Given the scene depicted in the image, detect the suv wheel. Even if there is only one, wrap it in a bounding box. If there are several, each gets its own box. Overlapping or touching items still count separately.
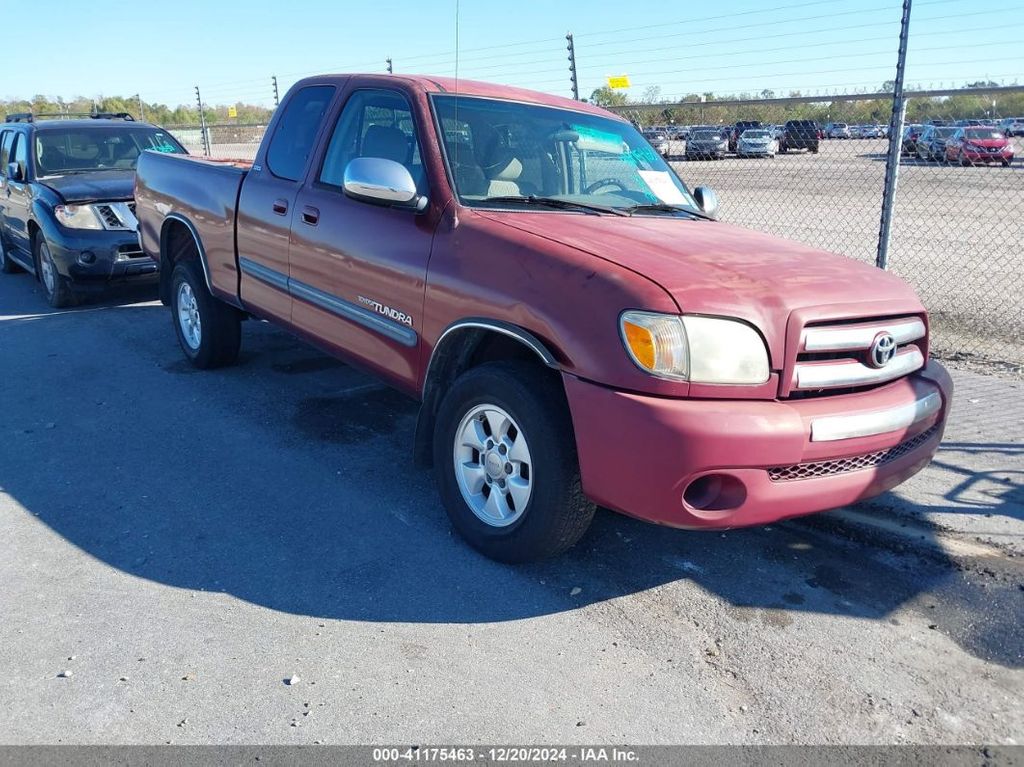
[35,237,74,308]
[433,361,596,563]
[171,261,241,369]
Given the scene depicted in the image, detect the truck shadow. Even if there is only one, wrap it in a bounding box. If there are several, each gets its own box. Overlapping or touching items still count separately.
[2,313,1020,669]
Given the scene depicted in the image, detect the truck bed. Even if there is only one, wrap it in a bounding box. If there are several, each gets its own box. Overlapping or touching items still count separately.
[135,150,250,304]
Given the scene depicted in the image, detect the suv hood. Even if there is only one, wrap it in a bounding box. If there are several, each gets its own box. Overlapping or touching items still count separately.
[478,210,923,362]
[38,169,135,203]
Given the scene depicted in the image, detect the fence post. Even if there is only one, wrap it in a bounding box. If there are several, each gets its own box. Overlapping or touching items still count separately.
[386,58,393,74]
[876,0,913,270]
[272,76,280,107]
[566,33,579,101]
[195,85,210,157]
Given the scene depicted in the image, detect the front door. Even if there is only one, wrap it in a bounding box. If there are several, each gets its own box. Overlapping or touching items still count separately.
[236,84,337,323]
[288,87,438,391]
[3,131,33,261]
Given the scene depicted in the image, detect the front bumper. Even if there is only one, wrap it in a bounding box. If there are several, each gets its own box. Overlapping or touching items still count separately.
[564,361,953,529]
[47,228,158,288]
[963,149,1013,162]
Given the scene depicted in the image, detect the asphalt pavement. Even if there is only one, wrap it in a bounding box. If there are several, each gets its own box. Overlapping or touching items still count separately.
[0,272,1021,744]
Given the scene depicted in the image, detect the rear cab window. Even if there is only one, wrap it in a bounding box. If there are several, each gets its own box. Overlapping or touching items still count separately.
[266,85,336,181]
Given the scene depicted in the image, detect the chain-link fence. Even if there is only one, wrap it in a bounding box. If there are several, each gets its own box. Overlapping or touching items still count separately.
[164,123,267,161]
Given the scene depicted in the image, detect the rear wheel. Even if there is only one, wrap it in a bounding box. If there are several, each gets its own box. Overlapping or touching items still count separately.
[35,237,74,308]
[170,261,241,369]
[433,361,595,563]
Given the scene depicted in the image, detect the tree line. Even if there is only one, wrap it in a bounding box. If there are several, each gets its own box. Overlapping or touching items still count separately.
[1,95,274,126]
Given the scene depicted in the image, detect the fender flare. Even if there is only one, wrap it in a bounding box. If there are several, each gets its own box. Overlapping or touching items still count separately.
[160,213,215,295]
[413,318,561,467]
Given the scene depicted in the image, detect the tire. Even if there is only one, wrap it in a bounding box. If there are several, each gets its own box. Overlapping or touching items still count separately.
[959,150,971,167]
[1001,159,1011,167]
[35,236,74,308]
[433,360,596,563]
[170,260,241,369]
[0,235,21,274]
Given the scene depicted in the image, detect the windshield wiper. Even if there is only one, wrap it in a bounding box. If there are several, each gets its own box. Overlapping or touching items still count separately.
[483,195,628,217]
[624,203,713,220]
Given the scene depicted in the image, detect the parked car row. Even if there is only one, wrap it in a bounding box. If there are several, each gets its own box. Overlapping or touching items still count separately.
[903,123,1015,166]
[2,75,954,563]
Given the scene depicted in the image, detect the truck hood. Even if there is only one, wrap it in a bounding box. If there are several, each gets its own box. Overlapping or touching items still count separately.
[477,210,923,362]
[37,169,135,203]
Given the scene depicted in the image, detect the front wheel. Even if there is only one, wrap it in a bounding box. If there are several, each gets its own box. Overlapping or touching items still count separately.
[171,261,241,369]
[433,361,595,563]
[35,237,74,308]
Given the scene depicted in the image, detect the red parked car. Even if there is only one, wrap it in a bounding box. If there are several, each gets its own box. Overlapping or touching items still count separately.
[945,127,1014,166]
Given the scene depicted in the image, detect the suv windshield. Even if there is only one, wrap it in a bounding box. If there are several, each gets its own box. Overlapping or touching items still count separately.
[35,126,184,175]
[433,95,698,213]
[742,130,771,139]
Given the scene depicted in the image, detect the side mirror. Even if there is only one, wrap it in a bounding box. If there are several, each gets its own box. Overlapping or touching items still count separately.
[343,157,426,212]
[7,162,23,182]
[693,186,719,219]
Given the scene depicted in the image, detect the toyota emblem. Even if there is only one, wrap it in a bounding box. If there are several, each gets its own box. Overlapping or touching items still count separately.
[869,332,897,368]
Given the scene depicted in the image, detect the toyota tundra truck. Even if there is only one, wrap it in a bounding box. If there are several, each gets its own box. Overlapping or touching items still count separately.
[135,74,952,563]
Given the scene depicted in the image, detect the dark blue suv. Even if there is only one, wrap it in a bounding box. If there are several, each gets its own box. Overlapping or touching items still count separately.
[0,113,186,307]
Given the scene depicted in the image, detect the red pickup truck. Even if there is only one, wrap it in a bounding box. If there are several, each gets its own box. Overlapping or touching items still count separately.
[135,74,952,562]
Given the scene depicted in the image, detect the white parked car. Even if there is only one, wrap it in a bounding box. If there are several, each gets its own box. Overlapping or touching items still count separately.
[736,129,777,157]
[826,122,851,139]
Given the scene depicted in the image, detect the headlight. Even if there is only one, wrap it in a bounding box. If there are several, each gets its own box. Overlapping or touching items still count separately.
[54,204,103,230]
[620,311,770,384]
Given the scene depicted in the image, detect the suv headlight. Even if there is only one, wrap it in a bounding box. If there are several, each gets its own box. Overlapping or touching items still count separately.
[620,311,770,384]
[54,204,103,230]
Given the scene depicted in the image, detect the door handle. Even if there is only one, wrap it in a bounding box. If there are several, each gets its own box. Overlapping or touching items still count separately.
[301,205,320,226]
[272,199,288,215]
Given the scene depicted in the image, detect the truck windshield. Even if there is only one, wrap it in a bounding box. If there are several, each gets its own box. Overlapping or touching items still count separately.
[35,127,185,176]
[432,95,698,213]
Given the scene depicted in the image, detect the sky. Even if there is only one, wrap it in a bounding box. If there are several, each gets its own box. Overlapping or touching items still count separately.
[8,0,1023,107]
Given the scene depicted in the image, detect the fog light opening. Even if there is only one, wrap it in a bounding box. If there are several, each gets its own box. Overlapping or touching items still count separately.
[77,250,96,265]
[683,473,747,512]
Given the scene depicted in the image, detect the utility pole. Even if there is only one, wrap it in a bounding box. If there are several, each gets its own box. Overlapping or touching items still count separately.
[195,85,210,157]
[272,75,280,107]
[386,57,393,74]
[875,0,912,270]
[566,32,579,101]
[137,94,145,122]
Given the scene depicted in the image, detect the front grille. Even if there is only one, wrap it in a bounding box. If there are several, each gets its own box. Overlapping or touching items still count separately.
[96,204,121,228]
[767,424,940,482]
[782,315,927,398]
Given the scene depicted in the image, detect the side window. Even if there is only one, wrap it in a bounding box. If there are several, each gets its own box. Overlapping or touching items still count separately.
[11,132,28,175]
[0,130,13,176]
[319,89,425,192]
[265,85,335,181]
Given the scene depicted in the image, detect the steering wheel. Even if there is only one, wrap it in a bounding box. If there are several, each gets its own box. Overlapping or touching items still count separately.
[583,177,629,195]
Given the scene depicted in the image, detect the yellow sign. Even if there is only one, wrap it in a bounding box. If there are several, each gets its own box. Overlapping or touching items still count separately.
[227,105,238,119]
[606,75,631,90]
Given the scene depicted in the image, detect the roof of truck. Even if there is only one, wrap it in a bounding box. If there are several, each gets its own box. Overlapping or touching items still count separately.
[298,73,622,119]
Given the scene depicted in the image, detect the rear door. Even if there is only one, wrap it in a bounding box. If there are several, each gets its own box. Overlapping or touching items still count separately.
[236,84,336,323]
[287,86,437,391]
